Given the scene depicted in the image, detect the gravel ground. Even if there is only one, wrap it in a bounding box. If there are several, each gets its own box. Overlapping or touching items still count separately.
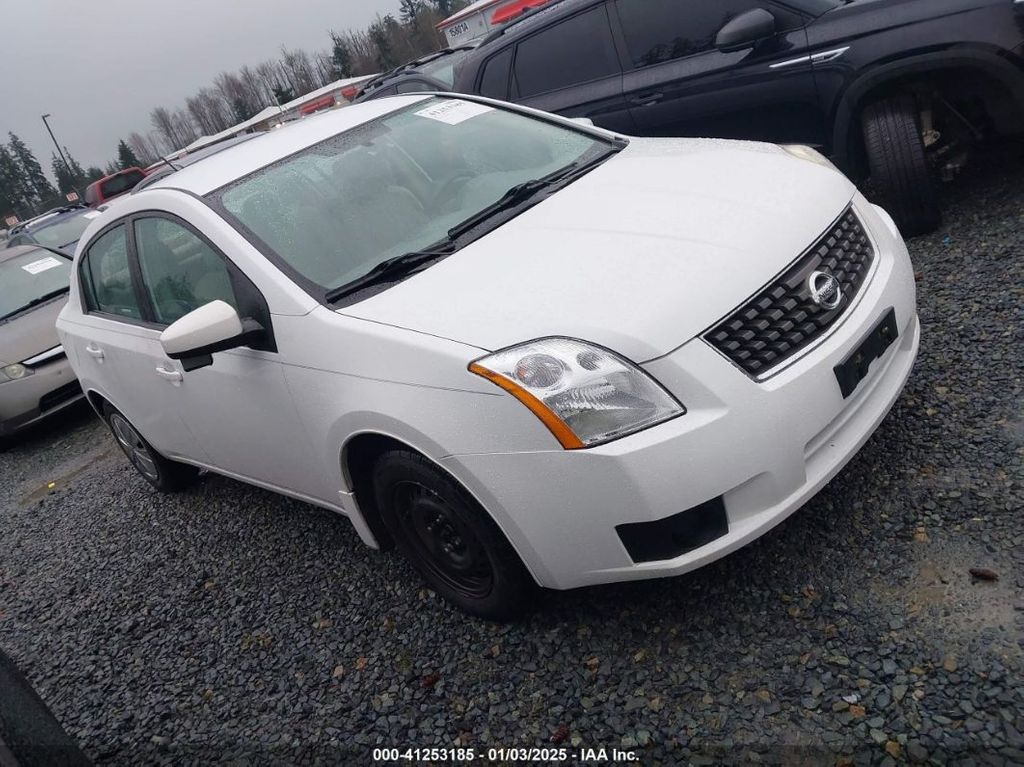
[1,148,1022,766]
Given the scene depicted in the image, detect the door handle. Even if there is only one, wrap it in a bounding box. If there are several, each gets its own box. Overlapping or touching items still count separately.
[85,344,105,360]
[629,92,664,107]
[155,365,183,383]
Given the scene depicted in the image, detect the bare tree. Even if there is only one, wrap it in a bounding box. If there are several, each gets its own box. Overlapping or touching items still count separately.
[127,131,162,164]
[187,88,234,135]
[172,109,200,146]
[279,47,319,97]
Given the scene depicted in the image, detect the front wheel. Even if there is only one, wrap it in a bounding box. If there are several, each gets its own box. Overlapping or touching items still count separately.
[861,95,942,236]
[103,404,200,492]
[373,450,537,621]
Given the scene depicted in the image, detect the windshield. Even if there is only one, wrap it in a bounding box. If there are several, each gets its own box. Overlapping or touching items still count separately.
[418,49,472,87]
[214,97,612,294]
[0,250,72,319]
[27,210,99,249]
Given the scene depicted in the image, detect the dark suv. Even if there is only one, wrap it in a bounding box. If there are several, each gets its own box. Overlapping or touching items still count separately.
[453,0,1024,234]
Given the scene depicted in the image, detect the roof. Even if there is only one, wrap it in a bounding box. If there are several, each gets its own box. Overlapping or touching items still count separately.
[278,74,376,112]
[9,206,88,233]
[144,95,432,197]
[440,0,506,26]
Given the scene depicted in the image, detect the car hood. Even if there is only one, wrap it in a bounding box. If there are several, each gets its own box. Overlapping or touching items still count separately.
[341,138,857,362]
[0,294,68,365]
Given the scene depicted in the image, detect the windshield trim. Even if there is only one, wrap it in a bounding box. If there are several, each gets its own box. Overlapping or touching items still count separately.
[203,96,624,306]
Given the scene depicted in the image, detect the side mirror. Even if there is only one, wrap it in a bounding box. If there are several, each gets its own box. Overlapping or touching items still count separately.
[159,300,265,372]
[716,8,776,53]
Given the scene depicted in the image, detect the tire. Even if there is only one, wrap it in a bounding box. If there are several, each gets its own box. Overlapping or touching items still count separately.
[102,403,200,492]
[861,95,942,237]
[372,450,537,621]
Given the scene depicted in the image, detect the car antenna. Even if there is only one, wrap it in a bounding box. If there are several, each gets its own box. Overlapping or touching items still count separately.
[160,155,181,172]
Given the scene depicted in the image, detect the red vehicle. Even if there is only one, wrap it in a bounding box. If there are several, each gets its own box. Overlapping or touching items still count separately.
[84,166,147,207]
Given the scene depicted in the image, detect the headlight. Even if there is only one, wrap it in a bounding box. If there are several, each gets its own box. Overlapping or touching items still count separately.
[781,144,840,173]
[0,363,32,382]
[469,338,684,449]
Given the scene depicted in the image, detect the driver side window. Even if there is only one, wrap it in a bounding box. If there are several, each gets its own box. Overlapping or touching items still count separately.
[134,217,238,326]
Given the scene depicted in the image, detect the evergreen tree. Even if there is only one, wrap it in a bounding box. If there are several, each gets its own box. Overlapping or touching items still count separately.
[8,133,55,203]
[369,18,397,70]
[0,146,29,216]
[0,144,33,215]
[330,32,353,79]
[116,139,141,170]
[272,83,295,104]
[51,153,77,195]
[400,0,422,25]
[230,98,252,124]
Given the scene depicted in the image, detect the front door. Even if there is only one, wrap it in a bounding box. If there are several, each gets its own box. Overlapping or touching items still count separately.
[129,214,321,494]
[509,3,637,134]
[612,0,826,146]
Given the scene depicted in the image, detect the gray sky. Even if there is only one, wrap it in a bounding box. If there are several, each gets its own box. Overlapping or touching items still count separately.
[0,0,398,176]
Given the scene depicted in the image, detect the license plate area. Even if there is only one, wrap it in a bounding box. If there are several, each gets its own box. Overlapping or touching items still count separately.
[834,308,898,398]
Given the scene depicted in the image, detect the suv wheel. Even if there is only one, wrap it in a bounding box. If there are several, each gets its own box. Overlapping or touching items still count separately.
[372,450,537,621]
[103,404,200,492]
[861,95,941,236]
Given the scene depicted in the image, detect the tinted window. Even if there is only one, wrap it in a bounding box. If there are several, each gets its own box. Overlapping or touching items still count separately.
[82,226,141,319]
[134,217,237,325]
[478,48,513,99]
[513,7,620,98]
[615,0,799,68]
[99,169,145,199]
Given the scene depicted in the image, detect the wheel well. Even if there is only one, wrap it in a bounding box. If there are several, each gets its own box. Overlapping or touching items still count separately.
[842,65,1024,178]
[85,390,110,417]
[341,433,418,552]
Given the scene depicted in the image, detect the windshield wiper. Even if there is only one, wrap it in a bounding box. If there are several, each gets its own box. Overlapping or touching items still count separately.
[447,165,577,242]
[325,245,456,303]
[0,287,69,322]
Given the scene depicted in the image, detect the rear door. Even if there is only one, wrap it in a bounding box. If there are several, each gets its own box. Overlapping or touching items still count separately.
[71,222,204,461]
[479,3,636,133]
[612,0,826,146]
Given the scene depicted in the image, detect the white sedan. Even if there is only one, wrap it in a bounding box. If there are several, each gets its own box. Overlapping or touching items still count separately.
[57,96,919,620]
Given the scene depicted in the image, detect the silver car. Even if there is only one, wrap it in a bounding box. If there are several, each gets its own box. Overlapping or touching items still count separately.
[0,246,83,443]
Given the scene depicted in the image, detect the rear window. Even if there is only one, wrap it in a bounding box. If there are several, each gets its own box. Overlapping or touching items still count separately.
[27,210,99,250]
[100,169,145,199]
[513,6,621,98]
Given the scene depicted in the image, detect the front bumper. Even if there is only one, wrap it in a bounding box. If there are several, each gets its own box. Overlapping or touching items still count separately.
[0,355,84,438]
[442,197,920,590]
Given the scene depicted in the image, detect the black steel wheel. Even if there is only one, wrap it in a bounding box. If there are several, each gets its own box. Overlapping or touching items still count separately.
[373,450,536,621]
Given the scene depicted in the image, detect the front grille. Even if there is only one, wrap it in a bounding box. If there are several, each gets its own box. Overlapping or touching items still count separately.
[39,381,82,412]
[705,207,874,377]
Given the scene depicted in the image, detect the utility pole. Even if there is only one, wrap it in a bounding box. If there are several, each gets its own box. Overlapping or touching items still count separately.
[41,113,79,199]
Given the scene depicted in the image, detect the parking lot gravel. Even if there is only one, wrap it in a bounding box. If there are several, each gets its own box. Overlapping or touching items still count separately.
[1,146,1022,766]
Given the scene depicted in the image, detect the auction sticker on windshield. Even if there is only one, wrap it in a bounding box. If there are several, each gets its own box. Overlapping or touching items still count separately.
[21,256,63,275]
[415,100,493,126]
